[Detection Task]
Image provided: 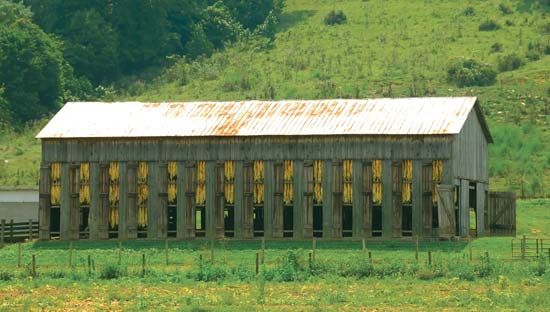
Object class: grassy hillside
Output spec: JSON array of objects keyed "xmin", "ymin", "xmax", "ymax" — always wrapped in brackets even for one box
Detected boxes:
[{"xmin": 1, "ymin": 0, "xmax": 549, "ymax": 195}]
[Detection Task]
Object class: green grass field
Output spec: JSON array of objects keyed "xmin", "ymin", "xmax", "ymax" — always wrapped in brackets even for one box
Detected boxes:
[{"xmin": 0, "ymin": 199, "xmax": 548, "ymax": 310}]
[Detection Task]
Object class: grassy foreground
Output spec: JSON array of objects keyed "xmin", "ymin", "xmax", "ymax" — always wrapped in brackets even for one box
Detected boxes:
[{"xmin": 0, "ymin": 199, "xmax": 549, "ymax": 311}]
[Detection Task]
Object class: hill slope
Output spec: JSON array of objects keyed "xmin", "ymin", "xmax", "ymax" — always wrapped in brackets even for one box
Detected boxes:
[{"xmin": 1, "ymin": 0, "xmax": 549, "ymax": 196}]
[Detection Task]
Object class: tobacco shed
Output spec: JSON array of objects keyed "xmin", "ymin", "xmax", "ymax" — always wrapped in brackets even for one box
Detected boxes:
[{"xmin": 35, "ymin": 97, "xmax": 515, "ymax": 241}]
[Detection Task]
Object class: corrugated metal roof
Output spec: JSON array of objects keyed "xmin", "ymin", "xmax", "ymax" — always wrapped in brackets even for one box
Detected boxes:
[{"xmin": 36, "ymin": 97, "xmax": 489, "ymax": 140}]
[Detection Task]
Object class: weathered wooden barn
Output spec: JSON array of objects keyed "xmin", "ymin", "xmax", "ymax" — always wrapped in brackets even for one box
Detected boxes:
[{"xmin": 36, "ymin": 97, "xmax": 515, "ymax": 241}]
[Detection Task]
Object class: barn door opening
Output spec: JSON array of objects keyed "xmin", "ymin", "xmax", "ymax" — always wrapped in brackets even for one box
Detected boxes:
[
  {"xmin": 469, "ymin": 182, "xmax": 477, "ymax": 237},
  {"xmin": 312, "ymin": 160, "xmax": 323, "ymax": 238},
  {"xmin": 371, "ymin": 160, "xmax": 383, "ymax": 237},
  {"xmin": 224, "ymin": 161, "xmax": 235, "ymax": 237},
  {"xmin": 167, "ymin": 162, "xmax": 177, "ymax": 238},
  {"xmin": 50, "ymin": 162, "xmax": 61, "ymax": 239}
]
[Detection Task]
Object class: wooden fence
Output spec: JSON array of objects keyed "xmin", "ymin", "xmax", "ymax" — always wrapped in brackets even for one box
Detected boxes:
[{"xmin": 0, "ymin": 219, "xmax": 39, "ymax": 246}]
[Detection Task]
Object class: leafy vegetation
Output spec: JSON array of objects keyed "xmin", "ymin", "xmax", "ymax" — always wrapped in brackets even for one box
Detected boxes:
[
  {"xmin": 447, "ymin": 58, "xmax": 497, "ymax": 87},
  {"xmin": 324, "ymin": 10, "xmax": 347, "ymax": 26},
  {"xmin": 0, "ymin": 199, "xmax": 548, "ymax": 310}
]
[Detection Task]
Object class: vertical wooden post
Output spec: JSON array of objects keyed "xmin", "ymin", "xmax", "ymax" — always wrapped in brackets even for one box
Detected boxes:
[
  {"xmin": 32, "ymin": 255, "xmax": 36, "ymax": 277},
  {"xmin": 126, "ymin": 162, "xmax": 138, "ymax": 239},
  {"xmin": 264, "ymin": 161, "xmax": 274, "ymax": 239},
  {"xmin": 362, "ymin": 239, "xmax": 366, "ymax": 253},
  {"xmin": 331, "ymin": 160, "xmax": 342, "ymax": 238},
  {"xmin": 521, "ymin": 235, "xmax": 526, "ymax": 260},
  {"xmin": 242, "ymin": 161, "xmax": 253, "ymax": 238},
  {"xmin": 60, "ymin": 163, "xmax": 71, "ymax": 240},
  {"xmin": 0, "ymin": 219, "xmax": 4, "ymax": 248},
  {"xmin": 293, "ymin": 160, "xmax": 304, "ymax": 239},
  {"xmin": 176, "ymin": 161, "xmax": 187, "ymax": 239},
  {"xmin": 87, "ymin": 255, "xmax": 92, "ymax": 275},
  {"xmin": 255, "ymin": 252, "xmax": 260, "ymax": 275},
  {"xmin": 234, "ymin": 161, "xmax": 244, "ymax": 239},
  {"xmin": 205, "ymin": 161, "xmax": 216, "ymax": 239},
  {"xmin": 10, "ymin": 219, "xmax": 14, "ymax": 241},
  {"xmin": 308, "ymin": 252, "xmax": 312, "ymax": 268},
  {"xmin": 485, "ymin": 251, "xmax": 489, "ymax": 259},
  {"xmin": 69, "ymin": 163, "xmax": 80, "ymax": 240},
  {"xmin": 158, "ymin": 162, "xmax": 168, "ymax": 239},
  {"xmin": 98, "ymin": 162, "xmax": 110, "ymax": 240},
  {"xmin": 312, "ymin": 237, "xmax": 316, "ymax": 261},
  {"xmin": 214, "ymin": 161, "xmax": 225, "ymax": 239},
  {"xmin": 118, "ymin": 162, "xmax": 128, "ymax": 240},
  {"xmin": 272, "ymin": 161, "xmax": 284, "ymax": 238},
  {"xmin": 142, "ymin": 254, "xmax": 146, "ymax": 277},
  {"xmin": 165, "ymin": 239, "xmax": 169, "ymax": 265},
  {"xmin": 368, "ymin": 251, "xmax": 372, "ymax": 263},
  {"xmin": 261, "ymin": 237, "xmax": 265, "ymax": 264},
  {"xmin": 428, "ymin": 251, "xmax": 432, "ymax": 266},
  {"xmin": 382, "ymin": 160, "xmax": 393, "ymax": 239},
  {"xmin": 412, "ymin": 160, "xmax": 423, "ymax": 237},
  {"xmin": 68, "ymin": 241, "xmax": 73, "ymax": 267},
  {"xmin": 536, "ymin": 239, "xmax": 539, "ymax": 256},
  {"xmin": 147, "ymin": 162, "xmax": 159, "ymax": 238},
  {"xmin": 39, "ymin": 163, "xmax": 52, "ymax": 240},
  {"xmin": 28, "ymin": 219, "xmax": 33, "ymax": 240},
  {"xmin": 17, "ymin": 242, "xmax": 22, "ymax": 268},
  {"xmin": 322, "ymin": 160, "xmax": 333, "ymax": 238},
  {"xmin": 118, "ymin": 241, "xmax": 122, "ymax": 265},
  {"xmin": 352, "ymin": 160, "xmax": 364, "ymax": 238},
  {"xmin": 303, "ymin": 160, "xmax": 313, "ymax": 239},
  {"xmin": 459, "ymin": 179, "xmax": 470, "ymax": 237},
  {"xmin": 468, "ymin": 236, "xmax": 473, "ymax": 261},
  {"xmin": 415, "ymin": 236, "xmax": 419, "ymax": 261}
]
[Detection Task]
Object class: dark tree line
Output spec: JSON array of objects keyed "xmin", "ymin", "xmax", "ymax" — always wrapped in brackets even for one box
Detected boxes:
[{"xmin": 0, "ymin": 0, "xmax": 284, "ymax": 125}]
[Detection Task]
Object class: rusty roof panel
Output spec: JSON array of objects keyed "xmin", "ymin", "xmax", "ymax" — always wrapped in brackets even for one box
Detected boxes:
[{"xmin": 36, "ymin": 97, "xmax": 482, "ymax": 139}]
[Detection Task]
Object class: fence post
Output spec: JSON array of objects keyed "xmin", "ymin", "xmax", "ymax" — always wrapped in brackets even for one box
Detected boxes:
[
  {"xmin": 255, "ymin": 252, "xmax": 259, "ymax": 275},
  {"xmin": 362, "ymin": 239, "xmax": 366, "ymax": 253},
  {"xmin": 261, "ymin": 237, "xmax": 265, "ymax": 264},
  {"xmin": 17, "ymin": 242, "xmax": 22, "ymax": 268},
  {"xmin": 10, "ymin": 219, "xmax": 14, "ymax": 241},
  {"xmin": 142, "ymin": 254, "xmax": 146, "ymax": 277},
  {"xmin": 521, "ymin": 235, "xmax": 526, "ymax": 260},
  {"xmin": 68, "ymin": 241, "xmax": 73, "ymax": 268},
  {"xmin": 28, "ymin": 219, "xmax": 33, "ymax": 240},
  {"xmin": 312, "ymin": 238, "xmax": 316, "ymax": 262},
  {"xmin": 1, "ymin": 219, "xmax": 5, "ymax": 248},
  {"xmin": 415, "ymin": 236, "xmax": 419, "ymax": 261},
  {"xmin": 468, "ymin": 236, "xmax": 472, "ymax": 261},
  {"xmin": 428, "ymin": 251, "xmax": 432, "ymax": 266},
  {"xmin": 368, "ymin": 251, "xmax": 372, "ymax": 263},
  {"xmin": 165, "ymin": 239, "xmax": 169, "ymax": 266},
  {"xmin": 485, "ymin": 251, "xmax": 489, "ymax": 259},
  {"xmin": 32, "ymin": 254, "xmax": 36, "ymax": 277},
  {"xmin": 87, "ymin": 255, "xmax": 92, "ymax": 276},
  {"xmin": 536, "ymin": 239, "xmax": 539, "ymax": 256}
]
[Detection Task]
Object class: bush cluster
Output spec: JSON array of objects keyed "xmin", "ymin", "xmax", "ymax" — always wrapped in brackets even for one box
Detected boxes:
[
  {"xmin": 324, "ymin": 10, "xmax": 347, "ymax": 26},
  {"xmin": 497, "ymin": 54, "xmax": 523, "ymax": 72},
  {"xmin": 447, "ymin": 58, "xmax": 497, "ymax": 87},
  {"xmin": 479, "ymin": 20, "xmax": 501, "ymax": 31}
]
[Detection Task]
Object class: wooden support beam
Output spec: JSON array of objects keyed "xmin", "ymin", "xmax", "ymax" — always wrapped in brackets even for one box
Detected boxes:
[
  {"xmin": 412, "ymin": 160, "xmax": 423, "ymax": 237},
  {"xmin": 332, "ymin": 160, "xmax": 342, "ymax": 238},
  {"xmin": 392, "ymin": 162, "xmax": 402, "ymax": 238},
  {"xmin": 118, "ymin": 162, "xmax": 128, "ymax": 240},
  {"xmin": 362, "ymin": 162, "xmax": 373, "ymax": 238},
  {"xmin": 303, "ymin": 160, "xmax": 313, "ymax": 239},
  {"xmin": 89, "ymin": 162, "xmax": 100, "ymax": 240},
  {"xmin": 98, "ymin": 162, "xmax": 109, "ymax": 240},
  {"xmin": 293, "ymin": 160, "xmax": 304, "ymax": 239},
  {"xmin": 264, "ymin": 160, "xmax": 274, "ymax": 239},
  {"xmin": 382, "ymin": 159, "xmax": 393, "ymax": 239},
  {"xmin": 242, "ymin": 161, "xmax": 253, "ymax": 238},
  {"xmin": 272, "ymin": 161, "xmax": 283, "ymax": 238},
  {"xmin": 69, "ymin": 163, "xmax": 80, "ymax": 240},
  {"xmin": 176, "ymin": 161, "xmax": 187, "ymax": 239},
  {"xmin": 38, "ymin": 163, "xmax": 51, "ymax": 240},
  {"xmin": 158, "ymin": 162, "xmax": 168, "ymax": 239},
  {"xmin": 184, "ymin": 161, "xmax": 196, "ymax": 238},
  {"xmin": 214, "ymin": 161, "xmax": 224, "ymax": 238},
  {"xmin": 147, "ymin": 162, "xmax": 159, "ymax": 238},
  {"xmin": 459, "ymin": 179, "xmax": 470, "ymax": 237},
  {"xmin": 126, "ymin": 162, "xmax": 138, "ymax": 239},
  {"xmin": 352, "ymin": 160, "xmax": 364, "ymax": 238},
  {"xmin": 60, "ymin": 163, "xmax": 71, "ymax": 240},
  {"xmin": 205, "ymin": 160, "xmax": 216, "ymax": 239},
  {"xmin": 476, "ymin": 182, "xmax": 486, "ymax": 236},
  {"xmin": 322, "ymin": 160, "xmax": 333, "ymax": 238},
  {"xmin": 234, "ymin": 161, "xmax": 244, "ymax": 239}
]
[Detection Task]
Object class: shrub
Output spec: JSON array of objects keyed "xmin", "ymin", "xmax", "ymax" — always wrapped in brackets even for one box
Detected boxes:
[
  {"xmin": 498, "ymin": 3, "xmax": 513, "ymax": 15},
  {"xmin": 0, "ymin": 271, "xmax": 13, "ymax": 281},
  {"xmin": 533, "ymin": 257, "xmax": 546, "ymax": 276},
  {"xmin": 190, "ymin": 262, "xmax": 227, "ymax": 282},
  {"xmin": 324, "ymin": 10, "xmax": 347, "ymax": 26},
  {"xmin": 47, "ymin": 271, "xmax": 66, "ymax": 279},
  {"xmin": 454, "ymin": 264, "xmax": 475, "ymax": 281},
  {"xmin": 505, "ymin": 19, "xmax": 514, "ymax": 26},
  {"xmin": 335, "ymin": 258, "xmax": 374, "ymax": 278},
  {"xmin": 490, "ymin": 42, "xmax": 503, "ymax": 53},
  {"xmin": 463, "ymin": 6, "xmax": 475, "ymax": 16},
  {"xmin": 525, "ymin": 49, "xmax": 541, "ymax": 61},
  {"xmin": 475, "ymin": 258, "xmax": 494, "ymax": 278},
  {"xmin": 497, "ymin": 54, "xmax": 523, "ymax": 72},
  {"xmin": 100, "ymin": 264, "xmax": 126, "ymax": 280},
  {"xmin": 447, "ymin": 58, "xmax": 497, "ymax": 87},
  {"xmin": 479, "ymin": 20, "xmax": 501, "ymax": 31}
]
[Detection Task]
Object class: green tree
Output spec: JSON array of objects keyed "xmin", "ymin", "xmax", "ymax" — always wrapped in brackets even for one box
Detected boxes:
[{"xmin": 0, "ymin": 18, "xmax": 64, "ymax": 122}]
